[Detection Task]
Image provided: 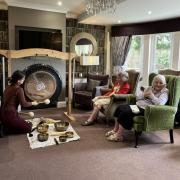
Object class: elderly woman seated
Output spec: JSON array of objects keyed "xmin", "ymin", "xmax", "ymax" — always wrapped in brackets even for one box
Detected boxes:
[
  {"xmin": 106, "ymin": 74, "xmax": 168, "ymax": 142},
  {"xmin": 81, "ymin": 71, "xmax": 131, "ymax": 126}
]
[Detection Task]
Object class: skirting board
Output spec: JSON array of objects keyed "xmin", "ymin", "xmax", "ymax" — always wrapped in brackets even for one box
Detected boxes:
[{"xmin": 57, "ymin": 101, "xmax": 67, "ymax": 108}]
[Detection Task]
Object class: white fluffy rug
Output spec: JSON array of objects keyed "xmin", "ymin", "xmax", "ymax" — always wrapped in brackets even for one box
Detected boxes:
[{"xmin": 26, "ymin": 118, "xmax": 80, "ymax": 149}]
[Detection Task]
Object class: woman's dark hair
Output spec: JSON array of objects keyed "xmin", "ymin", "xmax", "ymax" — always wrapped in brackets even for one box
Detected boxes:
[{"xmin": 9, "ymin": 70, "xmax": 25, "ymax": 85}]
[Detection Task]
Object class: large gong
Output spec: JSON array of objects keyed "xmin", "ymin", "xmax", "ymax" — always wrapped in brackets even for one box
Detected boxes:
[{"xmin": 23, "ymin": 64, "xmax": 62, "ymax": 106}]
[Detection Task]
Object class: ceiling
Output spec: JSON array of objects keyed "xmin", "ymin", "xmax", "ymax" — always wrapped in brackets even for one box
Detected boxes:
[{"xmin": 1, "ymin": 0, "xmax": 180, "ymax": 25}]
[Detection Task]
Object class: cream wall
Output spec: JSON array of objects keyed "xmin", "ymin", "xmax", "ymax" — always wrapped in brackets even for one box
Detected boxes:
[
  {"xmin": 8, "ymin": 6, "xmax": 66, "ymax": 51},
  {"xmin": 0, "ymin": 2, "xmax": 7, "ymax": 10}
]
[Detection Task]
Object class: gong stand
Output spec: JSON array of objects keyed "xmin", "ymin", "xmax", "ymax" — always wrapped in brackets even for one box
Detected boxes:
[
  {"xmin": 1, "ymin": 56, "xmax": 5, "ymax": 92},
  {"xmin": 0, "ymin": 48, "xmax": 77, "ymax": 121}
]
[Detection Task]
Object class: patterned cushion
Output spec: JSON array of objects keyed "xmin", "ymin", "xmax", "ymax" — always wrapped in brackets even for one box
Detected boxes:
[
  {"xmin": 88, "ymin": 73, "xmax": 109, "ymax": 86},
  {"xmin": 87, "ymin": 79, "xmax": 101, "ymax": 91}
]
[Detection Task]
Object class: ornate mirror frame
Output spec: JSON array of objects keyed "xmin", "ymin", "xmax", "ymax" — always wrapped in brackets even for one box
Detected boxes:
[{"xmin": 70, "ymin": 32, "xmax": 98, "ymax": 55}]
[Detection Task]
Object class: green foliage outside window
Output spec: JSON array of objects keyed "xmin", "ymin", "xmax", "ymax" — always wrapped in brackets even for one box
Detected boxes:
[
  {"xmin": 126, "ymin": 36, "xmax": 142, "ymax": 69},
  {"xmin": 131, "ymin": 36, "xmax": 141, "ymax": 50},
  {"xmin": 155, "ymin": 34, "xmax": 171, "ymax": 69},
  {"xmin": 126, "ymin": 34, "xmax": 171, "ymax": 71}
]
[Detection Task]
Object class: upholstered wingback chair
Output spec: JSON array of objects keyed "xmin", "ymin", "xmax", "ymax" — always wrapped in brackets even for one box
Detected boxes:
[
  {"xmin": 158, "ymin": 69, "xmax": 180, "ymax": 126},
  {"xmin": 158, "ymin": 69, "xmax": 180, "ymax": 76},
  {"xmin": 73, "ymin": 73, "xmax": 109, "ymax": 109},
  {"xmin": 133, "ymin": 73, "xmax": 180, "ymax": 147},
  {"xmin": 102, "ymin": 70, "xmax": 140, "ymax": 123}
]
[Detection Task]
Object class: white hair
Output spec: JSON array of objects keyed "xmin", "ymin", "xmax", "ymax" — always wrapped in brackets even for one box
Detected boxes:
[
  {"xmin": 118, "ymin": 71, "xmax": 129, "ymax": 82},
  {"xmin": 152, "ymin": 74, "xmax": 166, "ymax": 86}
]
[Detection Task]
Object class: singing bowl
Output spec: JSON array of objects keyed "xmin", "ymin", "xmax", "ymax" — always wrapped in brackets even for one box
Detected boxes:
[
  {"xmin": 37, "ymin": 133, "xmax": 49, "ymax": 142},
  {"xmin": 37, "ymin": 123, "xmax": 49, "ymax": 133},
  {"xmin": 59, "ymin": 135, "xmax": 67, "ymax": 142},
  {"xmin": 65, "ymin": 131, "xmax": 74, "ymax": 138},
  {"xmin": 54, "ymin": 121, "xmax": 69, "ymax": 132}
]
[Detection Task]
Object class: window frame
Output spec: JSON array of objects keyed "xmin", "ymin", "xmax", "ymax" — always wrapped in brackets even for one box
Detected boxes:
[
  {"xmin": 150, "ymin": 33, "xmax": 173, "ymax": 73},
  {"xmin": 124, "ymin": 35, "xmax": 144, "ymax": 72}
]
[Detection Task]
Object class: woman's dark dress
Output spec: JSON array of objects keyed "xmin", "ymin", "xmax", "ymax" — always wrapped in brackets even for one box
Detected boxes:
[{"xmin": 1, "ymin": 85, "xmax": 32, "ymax": 134}]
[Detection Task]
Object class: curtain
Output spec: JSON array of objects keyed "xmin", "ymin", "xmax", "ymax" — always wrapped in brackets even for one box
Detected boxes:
[{"xmin": 111, "ymin": 36, "xmax": 132, "ymax": 74}]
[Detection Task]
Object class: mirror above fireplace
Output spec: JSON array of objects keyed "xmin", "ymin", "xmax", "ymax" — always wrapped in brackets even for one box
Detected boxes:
[
  {"xmin": 70, "ymin": 32, "xmax": 98, "ymax": 56},
  {"xmin": 75, "ymin": 38, "xmax": 93, "ymax": 56}
]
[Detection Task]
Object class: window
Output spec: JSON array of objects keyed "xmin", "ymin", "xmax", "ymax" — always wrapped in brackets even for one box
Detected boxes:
[
  {"xmin": 150, "ymin": 33, "xmax": 172, "ymax": 72},
  {"xmin": 125, "ymin": 36, "xmax": 143, "ymax": 71}
]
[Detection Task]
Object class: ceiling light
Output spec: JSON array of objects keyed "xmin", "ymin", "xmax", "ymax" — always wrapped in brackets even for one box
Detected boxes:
[
  {"xmin": 86, "ymin": 0, "xmax": 126, "ymax": 15},
  {"xmin": 118, "ymin": 20, "xmax": 121, "ymax": 23},
  {"xmin": 58, "ymin": 1, "xmax": 62, "ymax": 6},
  {"xmin": 148, "ymin": 10, "xmax": 152, "ymax": 15}
]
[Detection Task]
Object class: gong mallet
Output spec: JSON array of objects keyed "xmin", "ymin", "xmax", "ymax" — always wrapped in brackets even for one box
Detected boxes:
[
  {"xmin": 19, "ymin": 111, "xmax": 35, "ymax": 118},
  {"xmin": 38, "ymin": 99, "xmax": 50, "ymax": 105}
]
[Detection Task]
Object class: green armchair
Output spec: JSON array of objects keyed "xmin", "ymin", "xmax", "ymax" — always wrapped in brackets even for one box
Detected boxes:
[
  {"xmin": 133, "ymin": 73, "xmax": 180, "ymax": 147},
  {"xmin": 158, "ymin": 69, "xmax": 180, "ymax": 127}
]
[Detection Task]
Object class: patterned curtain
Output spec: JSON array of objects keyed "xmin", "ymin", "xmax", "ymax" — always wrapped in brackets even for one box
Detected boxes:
[{"xmin": 111, "ymin": 36, "xmax": 132, "ymax": 74}]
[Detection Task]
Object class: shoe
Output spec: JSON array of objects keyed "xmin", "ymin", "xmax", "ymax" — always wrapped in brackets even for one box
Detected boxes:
[
  {"xmin": 105, "ymin": 130, "xmax": 116, "ymax": 137},
  {"xmin": 81, "ymin": 120, "xmax": 94, "ymax": 126},
  {"xmin": 106, "ymin": 133, "xmax": 123, "ymax": 142}
]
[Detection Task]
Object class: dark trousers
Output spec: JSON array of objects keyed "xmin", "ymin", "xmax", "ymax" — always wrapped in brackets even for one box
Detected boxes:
[{"xmin": 114, "ymin": 104, "xmax": 144, "ymax": 130}]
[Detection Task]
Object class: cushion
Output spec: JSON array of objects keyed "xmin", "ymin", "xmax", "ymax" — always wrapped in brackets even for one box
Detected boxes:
[
  {"xmin": 88, "ymin": 73, "xmax": 109, "ymax": 86},
  {"xmin": 87, "ymin": 79, "xmax": 101, "ymax": 91},
  {"xmin": 75, "ymin": 91, "xmax": 92, "ymax": 97}
]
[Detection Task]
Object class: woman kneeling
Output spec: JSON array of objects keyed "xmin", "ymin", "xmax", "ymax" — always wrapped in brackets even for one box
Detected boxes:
[{"xmin": 1, "ymin": 70, "xmax": 39, "ymax": 134}]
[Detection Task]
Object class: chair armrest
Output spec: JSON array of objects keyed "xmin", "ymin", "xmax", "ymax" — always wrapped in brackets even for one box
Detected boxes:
[
  {"xmin": 74, "ymin": 83, "xmax": 87, "ymax": 91},
  {"xmin": 103, "ymin": 94, "xmax": 135, "ymax": 119},
  {"xmin": 95, "ymin": 86, "xmax": 108, "ymax": 96},
  {"xmin": 144, "ymin": 105, "xmax": 177, "ymax": 131},
  {"xmin": 92, "ymin": 87, "xmax": 97, "ymax": 98},
  {"xmin": 133, "ymin": 116, "xmax": 145, "ymax": 132},
  {"xmin": 112, "ymin": 94, "xmax": 136, "ymax": 104},
  {"xmin": 100, "ymin": 87, "xmax": 110, "ymax": 95}
]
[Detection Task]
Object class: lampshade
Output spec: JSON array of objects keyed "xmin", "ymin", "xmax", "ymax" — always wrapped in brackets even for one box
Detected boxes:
[{"xmin": 80, "ymin": 56, "xmax": 99, "ymax": 66}]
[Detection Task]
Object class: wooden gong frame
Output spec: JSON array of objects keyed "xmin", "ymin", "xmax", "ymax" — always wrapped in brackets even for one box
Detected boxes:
[{"xmin": 0, "ymin": 48, "xmax": 77, "ymax": 121}]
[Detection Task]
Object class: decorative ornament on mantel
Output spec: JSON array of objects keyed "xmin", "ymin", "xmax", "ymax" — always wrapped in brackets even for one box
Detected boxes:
[{"xmin": 85, "ymin": 0, "xmax": 126, "ymax": 15}]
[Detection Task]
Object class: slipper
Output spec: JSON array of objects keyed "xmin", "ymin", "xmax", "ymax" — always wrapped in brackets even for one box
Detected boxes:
[
  {"xmin": 106, "ymin": 133, "xmax": 123, "ymax": 142},
  {"xmin": 81, "ymin": 120, "xmax": 94, "ymax": 126},
  {"xmin": 105, "ymin": 130, "xmax": 116, "ymax": 137}
]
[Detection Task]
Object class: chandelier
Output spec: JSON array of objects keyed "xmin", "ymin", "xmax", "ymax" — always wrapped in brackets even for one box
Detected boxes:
[{"xmin": 85, "ymin": 0, "xmax": 125, "ymax": 15}]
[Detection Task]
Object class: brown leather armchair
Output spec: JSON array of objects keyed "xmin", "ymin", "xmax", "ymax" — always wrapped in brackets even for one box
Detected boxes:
[{"xmin": 73, "ymin": 73, "xmax": 109, "ymax": 109}]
